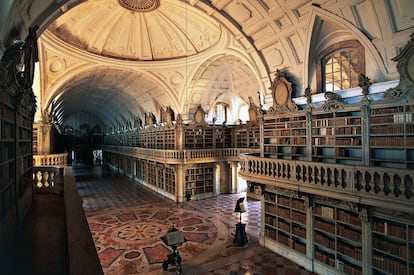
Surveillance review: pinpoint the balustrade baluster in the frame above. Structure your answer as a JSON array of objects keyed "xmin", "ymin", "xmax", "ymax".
[
  {"xmin": 308, "ymin": 166, "xmax": 313, "ymax": 184},
  {"xmin": 383, "ymin": 173, "xmax": 391, "ymax": 196},
  {"xmin": 265, "ymin": 161, "xmax": 269, "ymax": 176},
  {"xmin": 364, "ymin": 171, "xmax": 372, "ymax": 192},
  {"xmin": 302, "ymin": 165, "xmax": 307, "ymax": 182},
  {"xmin": 392, "ymin": 173, "xmax": 402, "ymax": 197},
  {"xmin": 321, "ymin": 167, "xmax": 326, "ymax": 185},
  {"xmin": 404, "ymin": 175, "xmax": 413, "ymax": 199}
]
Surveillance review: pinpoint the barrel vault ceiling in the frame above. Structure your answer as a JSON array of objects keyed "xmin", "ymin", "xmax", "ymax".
[{"xmin": 21, "ymin": 0, "xmax": 412, "ymax": 132}]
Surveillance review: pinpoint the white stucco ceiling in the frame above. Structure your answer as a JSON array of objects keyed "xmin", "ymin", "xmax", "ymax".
[
  {"xmin": 28, "ymin": 0, "xmax": 413, "ymax": 132},
  {"xmin": 49, "ymin": 0, "xmax": 222, "ymax": 61},
  {"xmin": 38, "ymin": 0, "xmax": 265, "ymax": 131}
]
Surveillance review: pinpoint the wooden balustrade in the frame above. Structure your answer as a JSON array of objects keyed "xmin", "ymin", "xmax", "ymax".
[
  {"xmin": 32, "ymin": 166, "xmax": 64, "ymax": 194},
  {"xmin": 102, "ymin": 145, "xmax": 259, "ymax": 164},
  {"xmin": 33, "ymin": 153, "xmax": 68, "ymax": 166},
  {"xmin": 239, "ymin": 154, "xmax": 414, "ymax": 213}
]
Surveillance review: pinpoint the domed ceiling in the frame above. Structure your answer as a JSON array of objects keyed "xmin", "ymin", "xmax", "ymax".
[{"xmin": 49, "ymin": 0, "xmax": 222, "ymax": 61}]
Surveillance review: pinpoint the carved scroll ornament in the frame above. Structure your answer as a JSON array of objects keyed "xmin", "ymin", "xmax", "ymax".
[{"xmin": 384, "ymin": 33, "xmax": 414, "ymax": 100}]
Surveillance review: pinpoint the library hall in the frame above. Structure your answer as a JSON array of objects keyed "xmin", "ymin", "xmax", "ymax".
[{"xmin": 0, "ymin": 0, "xmax": 414, "ymax": 274}]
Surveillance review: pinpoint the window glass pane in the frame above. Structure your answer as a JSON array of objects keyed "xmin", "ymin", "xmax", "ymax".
[
  {"xmin": 324, "ymin": 48, "xmax": 359, "ymax": 92},
  {"xmin": 215, "ymin": 104, "xmax": 226, "ymax": 124}
]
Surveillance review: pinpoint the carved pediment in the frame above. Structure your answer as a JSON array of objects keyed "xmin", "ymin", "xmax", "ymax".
[
  {"xmin": 193, "ymin": 105, "xmax": 206, "ymax": 125},
  {"xmin": 247, "ymin": 96, "xmax": 259, "ymax": 124},
  {"xmin": 268, "ymin": 69, "xmax": 298, "ymax": 115}
]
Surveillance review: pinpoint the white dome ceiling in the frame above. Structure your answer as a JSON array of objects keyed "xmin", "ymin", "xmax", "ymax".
[{"xmin": 49, "ymin": 0, "xmax": 222, "ymax": 61}]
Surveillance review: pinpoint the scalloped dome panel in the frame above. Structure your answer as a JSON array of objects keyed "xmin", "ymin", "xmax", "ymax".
[
  {"xmin": 118, "ymin": 0, "xmax": 160, "ymax": 12},
  {"xmin": 49, "ymin": 0, "xmax": 221, "ymax": 61}
]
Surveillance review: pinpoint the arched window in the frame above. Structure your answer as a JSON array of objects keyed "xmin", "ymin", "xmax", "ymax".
[
  {"xmin": 316, "ymin": 40, "xmax": 365, "ymax": 92},
  {"xmin": 215, "ymin": 102, "xmax": 228, "ymax": 124}
]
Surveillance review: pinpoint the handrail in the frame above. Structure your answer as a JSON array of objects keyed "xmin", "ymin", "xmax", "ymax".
[
  {"xmin": 238, "ymin": 153, "xmax": 414, "ymax": 213},
  {"xmin": 64, "ymin": 167, "xmax": 104, "ymax": 275},
  {"xmin": 33, "ymin": 153, "xmax": 68, "ymax": 166},
  {"xmin": 101, "ymin": 145, "xmax": 259, "ymax": 164}
]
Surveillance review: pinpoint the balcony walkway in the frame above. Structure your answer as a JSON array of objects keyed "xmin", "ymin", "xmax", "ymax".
[
  {"xmin": 1, "ymin": 193, "xmax": 67, "ymax": 275},
  {"xmin": 2, "ymin": 164, "xmax": 316, "ymax": 275}
]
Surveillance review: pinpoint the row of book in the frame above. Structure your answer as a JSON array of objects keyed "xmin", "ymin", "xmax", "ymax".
[
  {"xmin": 337, "ymin": 224, "xmax": 362, "ymax": 242},
  {"xmin": 315, "ymin": 249, "xmax": 335, "ymax": 267},
  {"xmin": 291, "ymin": 211, "xmax": 306, "ymax": 224},
  {"xmin": 315, "ymin": 205, "xmax": 335, "ymax": 219},
  {"xmin": 373, "ymin": 220, "xmax": 407, "ymax": 239},
  {"xmin": 277, "ymin": 195, "xmax": 290, "ymax": 206},
  {"xmin": 292, "ymin": 199, "xmax": 307, "ymax": 212},
  {"xmin": 264, "ymin": 192, "xmax": 276, "ymax": 202},
  {"xmin": 315, "ymin": 218, "xmax": 336, "ymax": 234},
  {"xmin": 292, "ymin": 225, "xmax": 306, "ymax": 239},
  {"xmin": 315, "ymin": 232, "xmax": 335, "ymax": 249},
  {"xmin": 371, "ymin": 137, "xmax": 414, "ymax": 147},
  {"xmin": 337, "ymin": 209, "xmax": 361, "ymax": 227},
  {"xmin": 373, "ymin": 255, "xmax": 408, "ymax": 274},
  {"xmin": 371, "ymin": 106, "xmax": 404, "ymax": 115},
  {"xmin": 264, "ymin": 203, "xmax": 277, "ymax": 215},
  {"xmin": 341, "ymin": 262, "xmax": 362, "ymax": 275},
  {"xmin": 373, "ymin": 236, "xmax": 407, "ymax": 258},
  {"xmin": 337, "ymin": 241, "xmax": 362, "ymax": 261}
]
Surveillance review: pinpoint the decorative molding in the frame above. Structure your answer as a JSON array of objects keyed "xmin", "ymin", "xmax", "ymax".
[
  {"xmin": 193, "ymin": 105, "xmax": 206, "ymax": 125},
  {"xmin": 358, "ymin": 73, "xmax": 371, "ymax": 102},
  {"xmin": 118, "ymin": 0, "xmax": 160, "ymax": 12},
  {"xmin": 268, "ymin": 69, "xmax": 298, "ymax": 115},
  {"xmin": 247, "ymin": 96, "xmax": 259, "ymax": 124},
  {"xmin": 384, "ymin": 33, "xmax": 414, "ymax": 100},
  {"xmin": 321, "ymin": 91, "xmax": 344, "ymax": 112}
]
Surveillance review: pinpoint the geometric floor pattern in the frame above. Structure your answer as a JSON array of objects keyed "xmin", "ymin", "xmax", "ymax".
[{"xmin": 74, "ymin": 166, "xmax": 316, "ymax": 275}]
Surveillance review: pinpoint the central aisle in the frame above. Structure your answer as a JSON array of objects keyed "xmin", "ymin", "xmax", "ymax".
[{"xmin": 74, "ymin": 166, "xmax": 314, "ymax": 275}]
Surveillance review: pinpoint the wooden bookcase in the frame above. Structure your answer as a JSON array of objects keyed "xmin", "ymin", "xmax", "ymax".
[
  {"xmin": 372, "ymin": 215, "xmax": 414, "ymax": 274},
  {"xmin": 183, "ymin": 125, "xmax": 234, "ymax": 149},
  {"xmin": 234, "ymin": 124, "xmax": 260, "ymax": 148},
  {"xmin": 261, "ymin": 102, "xmax": 413, "ymax": 168},
  {"xmin": 17, "ymin": 92, "xmax": 34, "ymax": 196},
  {"xmin": 264, "ymin": 188, "xmax": 307, "ymax": 255},
  {"xmin": 0, "ymin": 89, "xmax": 16, "ymax": 191},
  {"xmin": 164, "ymin": 166, "xmax": 176, "ymax": 195},
  {"xmin": 185, "ymin": 164, "xmax": 214, "ymax": 199},
  {"xmin": 147, "ymin": 161, "xmax": 157, "ymax": 187},
  {"xmin": 263, "ymin": 112, "xmax": 307, "ymax": 160},
  {"xmin": 184, "ymin": 127, "xmax": 205, "ymax": 149},
  {"xmin": 313, "ymin": 200, "xmax": 363, "ymax": 275},
  {"xmin": 163, "ymin": 127, "xmax": 176, "ymax": 149},
  {"xmin": 214, "ymin": 127, "xmax": 232, "ymax": 148},
  {"xmin": 369, "ymin": 104, "xmax": 414, "ymax": 169},
  {"xmin": 32, "ymin": 124, "xmax": 38, "ymax": 155},
  {"xmin": 311, "ymin": 109, "xmax": 363, "ymax": 165}
]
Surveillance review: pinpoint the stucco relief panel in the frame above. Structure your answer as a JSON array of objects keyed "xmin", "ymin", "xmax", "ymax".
[
  {"xmin": 261, "ymin": 42, "xmax": 285, "ymax": 72},
  {"xmin": 353, "ymin": 1, "xmax": 381, "ymax": 40},
  {"xmin": 387, "ymin": 0, "xmax": 414, "ymax": 32}
]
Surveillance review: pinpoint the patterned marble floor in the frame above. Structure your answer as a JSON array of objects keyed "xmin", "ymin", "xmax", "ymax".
[{"xmin": 74, "ymin": 166, "xmax": 315, "ymax": 275}]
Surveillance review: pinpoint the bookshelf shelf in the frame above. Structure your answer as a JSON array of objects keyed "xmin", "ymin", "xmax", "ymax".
[
  {"xmin": 185, "ymin": 164, "xmax": 214, "ymax": 199},
  {"xmin": 0, "ymin": 91, "xmax": 16, "ymax": 190},
  {"xmin": 312, "ymin": 200, "xmax": 363, "ymax": 274},
  {"xmin": 264, "ymin": 188, "xmax": 308, "ymax": 255},
  {"xmin": 263, "ymin": 113, "xmax": 307, "ymax": 160},
  {"xmin": 371, "ymin": 216, "xmax": 414, "ymax": 274},
  {"xmin": 369, "ymin": 105, "xmax": 414, "ymax": 168},
  {"xmin": 311, "ymin": 110, "xmax": 363, "ymax": 165}
]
